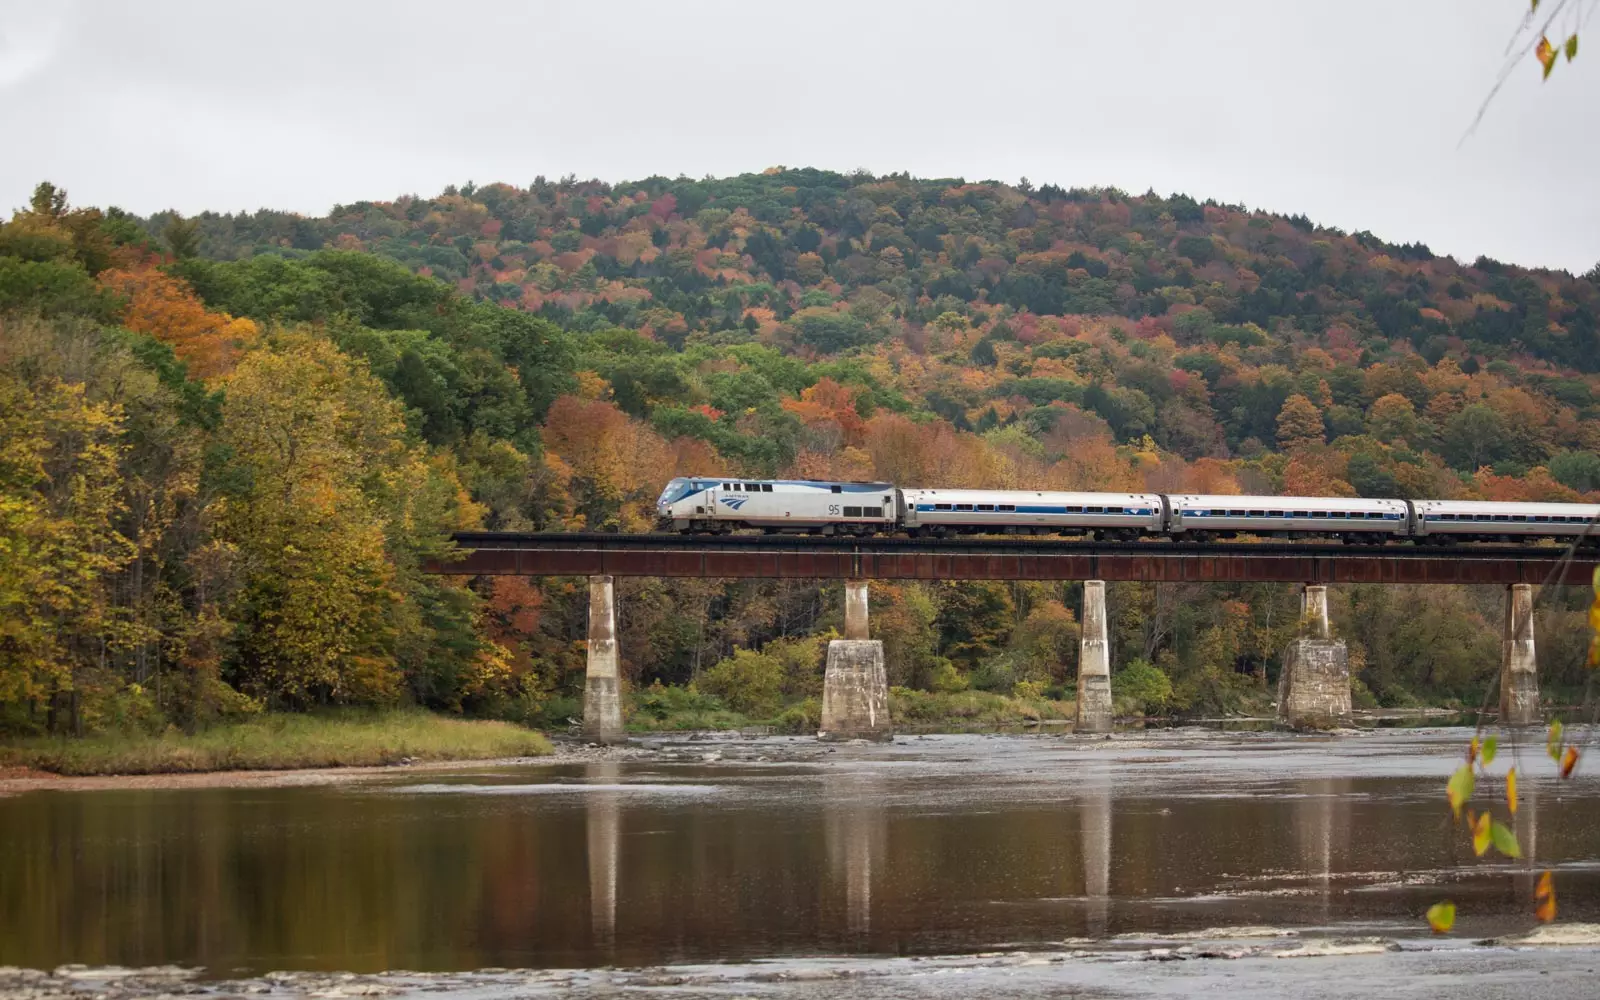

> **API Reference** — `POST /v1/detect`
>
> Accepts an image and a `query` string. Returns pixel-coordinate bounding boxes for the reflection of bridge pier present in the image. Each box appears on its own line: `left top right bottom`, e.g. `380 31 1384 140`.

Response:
586 762 620 950
1294 778 1351 921
1514 766 1540 900
1080 765 1112 937
824 770 887 939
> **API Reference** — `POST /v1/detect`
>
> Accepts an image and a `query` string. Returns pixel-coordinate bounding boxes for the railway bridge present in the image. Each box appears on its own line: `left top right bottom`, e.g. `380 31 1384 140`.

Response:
428 533 1598 739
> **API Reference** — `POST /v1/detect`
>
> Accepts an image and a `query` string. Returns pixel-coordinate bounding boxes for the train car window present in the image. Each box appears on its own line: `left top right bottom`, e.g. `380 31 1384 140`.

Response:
998 504 1015 512
1067 505 1084 513
1330 512 1347 519
1493 515 1510 522
843 506 862 517
934 503 952 510
1292 511 1309 517
1366 512 1383 519
976 504 994 511
1437 514 1454 521
1228 509 1245 517
831 485 842 494
955 503 973 511
1248 509 1265 517
1311 511 1328 518
722 482 731 490
1085 506 1103 513
1267 511 1285 517
762 484 773 492
863 506 883 518
1534 515 1549 522
1512 515 1528 522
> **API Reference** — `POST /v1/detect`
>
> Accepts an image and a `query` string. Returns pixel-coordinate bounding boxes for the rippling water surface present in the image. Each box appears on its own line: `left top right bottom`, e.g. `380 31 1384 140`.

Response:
3 728 1599 978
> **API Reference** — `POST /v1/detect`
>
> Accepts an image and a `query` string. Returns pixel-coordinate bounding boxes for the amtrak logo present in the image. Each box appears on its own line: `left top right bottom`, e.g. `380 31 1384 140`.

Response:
720 496 750 510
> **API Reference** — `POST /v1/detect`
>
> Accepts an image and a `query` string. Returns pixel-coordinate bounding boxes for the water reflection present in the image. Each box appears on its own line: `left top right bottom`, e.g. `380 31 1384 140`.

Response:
586 763 620 951
3 733 1599 974
824 769 886 938
1080 764 1112 937
1294 779 1351 920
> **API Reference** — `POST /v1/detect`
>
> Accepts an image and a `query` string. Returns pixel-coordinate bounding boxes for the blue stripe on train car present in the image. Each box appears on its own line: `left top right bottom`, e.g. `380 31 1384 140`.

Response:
913 505 1153 515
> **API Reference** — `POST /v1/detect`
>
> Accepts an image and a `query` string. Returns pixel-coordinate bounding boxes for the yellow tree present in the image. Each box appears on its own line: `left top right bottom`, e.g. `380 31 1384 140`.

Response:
217 334 410 706
0 366 130 720
1276 393 1325 451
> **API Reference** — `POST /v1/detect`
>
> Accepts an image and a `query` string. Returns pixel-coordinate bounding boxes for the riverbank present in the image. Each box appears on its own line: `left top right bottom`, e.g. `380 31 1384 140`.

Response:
0 711 553 778
625 687 1079 734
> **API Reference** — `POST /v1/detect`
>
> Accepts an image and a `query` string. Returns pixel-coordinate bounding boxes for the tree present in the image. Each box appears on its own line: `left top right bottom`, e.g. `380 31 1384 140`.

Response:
1275 393 1325 450
1442 403 1509 472
163 215 201 260
1549 450 1600 493
217 334 413 706
0 351 131 724
1367 393 1419 444
99 265 258 379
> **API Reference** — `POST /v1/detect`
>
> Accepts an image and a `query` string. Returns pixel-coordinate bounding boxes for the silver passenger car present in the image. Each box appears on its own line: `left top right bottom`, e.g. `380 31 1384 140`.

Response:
1411 500 1600 541
1167 494 1409 539
900 489 1164 538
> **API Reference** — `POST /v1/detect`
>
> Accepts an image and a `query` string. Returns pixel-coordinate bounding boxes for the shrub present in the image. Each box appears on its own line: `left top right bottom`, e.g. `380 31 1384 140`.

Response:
699 648 784 717
774 698 820 734
1114 659 1174 714
929 660 970 693
633 682 725 721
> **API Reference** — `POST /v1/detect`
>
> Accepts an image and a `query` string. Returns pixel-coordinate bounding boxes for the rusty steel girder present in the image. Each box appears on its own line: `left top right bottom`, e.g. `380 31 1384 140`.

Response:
426 534 1600 586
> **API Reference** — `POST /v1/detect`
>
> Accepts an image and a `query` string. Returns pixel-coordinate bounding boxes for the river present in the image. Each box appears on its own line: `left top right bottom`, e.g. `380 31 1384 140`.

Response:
4 728 1600 998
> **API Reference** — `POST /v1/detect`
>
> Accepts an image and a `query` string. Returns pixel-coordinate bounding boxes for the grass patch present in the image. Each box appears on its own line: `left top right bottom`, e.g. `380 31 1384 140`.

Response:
890 687 1076 729
0 710 552 776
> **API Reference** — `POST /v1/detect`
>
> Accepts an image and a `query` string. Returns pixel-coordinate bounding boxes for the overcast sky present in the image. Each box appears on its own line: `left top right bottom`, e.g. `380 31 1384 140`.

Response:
2 0 1597 271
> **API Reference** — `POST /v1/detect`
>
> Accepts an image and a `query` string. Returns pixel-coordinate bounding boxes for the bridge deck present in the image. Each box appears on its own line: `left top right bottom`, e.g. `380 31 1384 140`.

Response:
430 533 1600 585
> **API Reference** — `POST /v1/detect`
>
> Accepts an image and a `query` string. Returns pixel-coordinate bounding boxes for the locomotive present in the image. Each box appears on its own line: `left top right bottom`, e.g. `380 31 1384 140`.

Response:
654 477 1600 544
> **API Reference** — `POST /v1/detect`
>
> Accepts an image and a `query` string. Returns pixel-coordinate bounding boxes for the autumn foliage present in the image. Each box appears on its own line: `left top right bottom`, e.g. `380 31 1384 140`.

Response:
100 264 258 378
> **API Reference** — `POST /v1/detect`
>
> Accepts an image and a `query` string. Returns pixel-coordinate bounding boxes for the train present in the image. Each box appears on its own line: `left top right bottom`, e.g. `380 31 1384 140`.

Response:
654 477 1600 545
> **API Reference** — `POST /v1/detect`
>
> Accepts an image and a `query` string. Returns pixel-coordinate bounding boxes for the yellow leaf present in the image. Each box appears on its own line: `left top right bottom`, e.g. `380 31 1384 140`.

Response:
1537 35 1558 79
1447 765 1476 819
1536 871 1554 901
1482 735 1498 766
1471 811 1492 856
1507 767 1518 816
1426 900 1456 934
1468 736 1480 765
1536 893 1557 922
1561 745 1580 779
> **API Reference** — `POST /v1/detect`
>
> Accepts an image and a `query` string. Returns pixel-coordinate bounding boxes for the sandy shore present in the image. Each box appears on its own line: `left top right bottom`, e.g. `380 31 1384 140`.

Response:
0 740 658 796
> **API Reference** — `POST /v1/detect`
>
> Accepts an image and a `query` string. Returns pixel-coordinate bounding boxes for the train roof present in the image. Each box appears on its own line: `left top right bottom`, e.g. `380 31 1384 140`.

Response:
1171 494 1406 507
901 488 1159 498
1414 499 1600 513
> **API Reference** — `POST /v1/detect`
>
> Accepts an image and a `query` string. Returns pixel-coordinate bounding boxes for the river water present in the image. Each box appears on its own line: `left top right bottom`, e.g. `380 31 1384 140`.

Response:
5 728 1600 998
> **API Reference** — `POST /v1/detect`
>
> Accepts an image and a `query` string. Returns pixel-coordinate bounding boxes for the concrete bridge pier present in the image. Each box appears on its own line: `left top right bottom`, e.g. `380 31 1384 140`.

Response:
819 579 892 741
1075 581 1113 733
1500 583 1540 726
583 575 626 743
1277 584 1352 729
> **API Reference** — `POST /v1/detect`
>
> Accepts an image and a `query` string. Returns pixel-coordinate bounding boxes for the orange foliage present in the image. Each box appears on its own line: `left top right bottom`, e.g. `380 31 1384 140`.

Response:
100 264 258 379
781 377 865 446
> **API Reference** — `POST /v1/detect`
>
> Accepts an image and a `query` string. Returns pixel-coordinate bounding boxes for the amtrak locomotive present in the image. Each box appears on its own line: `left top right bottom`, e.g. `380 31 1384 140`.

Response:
654 477 1600 544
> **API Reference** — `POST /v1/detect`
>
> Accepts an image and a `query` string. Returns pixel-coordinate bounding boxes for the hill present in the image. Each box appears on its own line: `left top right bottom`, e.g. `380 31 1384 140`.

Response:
2 170 1597 736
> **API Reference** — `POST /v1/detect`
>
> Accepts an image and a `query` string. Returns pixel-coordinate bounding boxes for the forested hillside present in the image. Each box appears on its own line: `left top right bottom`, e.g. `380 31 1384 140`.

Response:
4 169 1599 735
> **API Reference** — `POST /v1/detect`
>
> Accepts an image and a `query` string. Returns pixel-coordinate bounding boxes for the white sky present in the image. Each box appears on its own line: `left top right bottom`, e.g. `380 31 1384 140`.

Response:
2 0 1597 272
